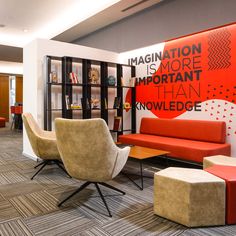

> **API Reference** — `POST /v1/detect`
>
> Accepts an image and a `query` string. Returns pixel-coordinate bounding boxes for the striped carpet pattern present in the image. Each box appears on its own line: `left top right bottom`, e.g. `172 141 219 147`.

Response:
0 126 236 235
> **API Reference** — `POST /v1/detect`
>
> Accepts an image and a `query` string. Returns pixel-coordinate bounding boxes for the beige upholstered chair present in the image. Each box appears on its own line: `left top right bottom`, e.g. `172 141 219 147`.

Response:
22 113 68 180
55 118 130 217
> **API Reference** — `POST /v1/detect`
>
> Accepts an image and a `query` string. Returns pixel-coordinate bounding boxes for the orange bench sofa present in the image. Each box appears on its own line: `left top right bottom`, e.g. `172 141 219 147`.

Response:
118 118 231 164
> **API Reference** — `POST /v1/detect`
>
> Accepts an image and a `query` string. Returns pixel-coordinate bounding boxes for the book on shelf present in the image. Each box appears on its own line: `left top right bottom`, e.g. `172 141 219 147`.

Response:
120 77 125 87
69 72 79 84
65 95 71 110
104 98 108 109
71 102 81 109
113 97 121 109
113 116 122 131
128 77 136 87
81 98 90 109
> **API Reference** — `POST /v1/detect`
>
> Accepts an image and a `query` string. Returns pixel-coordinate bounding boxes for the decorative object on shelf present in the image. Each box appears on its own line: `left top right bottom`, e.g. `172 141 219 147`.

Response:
88 68 100 84
65 95 71 110
106 75 116 86
69 72 79 84
113 116 122 131
91 97 100 109
50 71 58 83
113 97 121 109
123 102 131 109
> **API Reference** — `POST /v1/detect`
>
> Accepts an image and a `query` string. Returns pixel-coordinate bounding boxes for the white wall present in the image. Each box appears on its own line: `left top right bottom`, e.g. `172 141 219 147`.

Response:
23 38 119 160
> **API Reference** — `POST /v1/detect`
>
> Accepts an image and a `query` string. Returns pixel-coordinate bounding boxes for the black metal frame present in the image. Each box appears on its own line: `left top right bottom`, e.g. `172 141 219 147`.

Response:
58 181 125 217
122 160 145 190
31 160 69 180
45 55 136 134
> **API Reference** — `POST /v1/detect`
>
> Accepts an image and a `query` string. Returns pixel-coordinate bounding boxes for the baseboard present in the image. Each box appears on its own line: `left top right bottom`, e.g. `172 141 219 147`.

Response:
22 152 38 162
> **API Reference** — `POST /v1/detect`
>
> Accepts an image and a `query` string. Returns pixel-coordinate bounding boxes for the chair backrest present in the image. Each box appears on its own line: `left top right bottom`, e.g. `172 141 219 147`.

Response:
22 113 44 157
55 118 129 182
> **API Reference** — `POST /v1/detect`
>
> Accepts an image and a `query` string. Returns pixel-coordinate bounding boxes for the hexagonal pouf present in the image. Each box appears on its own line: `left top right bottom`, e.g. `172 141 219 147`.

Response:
203 155 236 169
154 167 226 227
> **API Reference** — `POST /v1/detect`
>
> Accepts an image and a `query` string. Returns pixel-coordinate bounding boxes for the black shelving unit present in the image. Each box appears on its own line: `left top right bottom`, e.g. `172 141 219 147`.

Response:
44 55 136 135
44 56 63 131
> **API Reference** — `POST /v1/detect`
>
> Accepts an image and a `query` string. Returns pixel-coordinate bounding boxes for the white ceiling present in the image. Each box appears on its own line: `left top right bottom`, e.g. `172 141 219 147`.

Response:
0 0 163 64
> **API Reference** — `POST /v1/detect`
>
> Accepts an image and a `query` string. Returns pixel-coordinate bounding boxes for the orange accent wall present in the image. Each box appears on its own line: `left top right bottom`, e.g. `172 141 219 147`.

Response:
16 76 23 103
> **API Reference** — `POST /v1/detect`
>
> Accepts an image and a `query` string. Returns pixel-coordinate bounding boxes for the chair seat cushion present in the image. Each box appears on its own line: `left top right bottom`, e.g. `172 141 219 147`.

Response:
119 134 231 163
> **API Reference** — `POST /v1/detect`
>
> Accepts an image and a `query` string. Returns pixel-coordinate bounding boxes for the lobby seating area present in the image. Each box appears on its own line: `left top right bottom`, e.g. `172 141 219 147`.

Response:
1 1 236 235
1 128 236 235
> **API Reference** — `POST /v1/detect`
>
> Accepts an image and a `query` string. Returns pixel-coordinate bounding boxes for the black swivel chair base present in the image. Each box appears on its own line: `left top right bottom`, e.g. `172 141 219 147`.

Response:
58 181 125 217
31 160 70 180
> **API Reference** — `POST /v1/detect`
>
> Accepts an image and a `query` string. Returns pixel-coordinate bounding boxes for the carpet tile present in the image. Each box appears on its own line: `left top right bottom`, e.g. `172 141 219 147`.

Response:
0 126 236 235
24 208 96 236
0 219 33 236
9 191 58 218
0 200 21 222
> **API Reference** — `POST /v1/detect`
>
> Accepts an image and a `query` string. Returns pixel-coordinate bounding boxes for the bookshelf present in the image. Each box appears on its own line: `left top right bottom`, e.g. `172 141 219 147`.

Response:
44 55 136 135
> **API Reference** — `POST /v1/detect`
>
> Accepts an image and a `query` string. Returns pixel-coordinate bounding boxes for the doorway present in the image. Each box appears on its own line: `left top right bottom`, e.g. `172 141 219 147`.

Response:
0 74 23 122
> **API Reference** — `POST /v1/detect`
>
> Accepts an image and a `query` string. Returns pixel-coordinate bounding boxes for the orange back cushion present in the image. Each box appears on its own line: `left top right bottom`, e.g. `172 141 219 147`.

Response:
140 118 226 143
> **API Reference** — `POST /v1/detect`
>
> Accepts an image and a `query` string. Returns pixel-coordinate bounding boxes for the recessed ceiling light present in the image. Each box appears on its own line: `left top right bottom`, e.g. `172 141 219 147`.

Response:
0 24 6 28
23 29 29 33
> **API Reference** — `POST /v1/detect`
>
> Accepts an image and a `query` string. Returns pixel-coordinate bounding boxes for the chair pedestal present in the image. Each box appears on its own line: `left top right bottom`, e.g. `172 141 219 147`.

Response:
31 160 70 180
58 181 125 217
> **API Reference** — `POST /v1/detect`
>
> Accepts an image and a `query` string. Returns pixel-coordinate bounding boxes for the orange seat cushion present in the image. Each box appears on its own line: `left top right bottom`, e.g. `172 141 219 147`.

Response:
118 134 231 163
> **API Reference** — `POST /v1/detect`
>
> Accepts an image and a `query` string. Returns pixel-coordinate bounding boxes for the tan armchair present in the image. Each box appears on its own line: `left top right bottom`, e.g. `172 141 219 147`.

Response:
55 118 130 217
22 113 68 179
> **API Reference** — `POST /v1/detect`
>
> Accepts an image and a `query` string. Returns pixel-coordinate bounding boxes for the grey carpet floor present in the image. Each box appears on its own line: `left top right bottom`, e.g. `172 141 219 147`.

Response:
0 125 236 236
